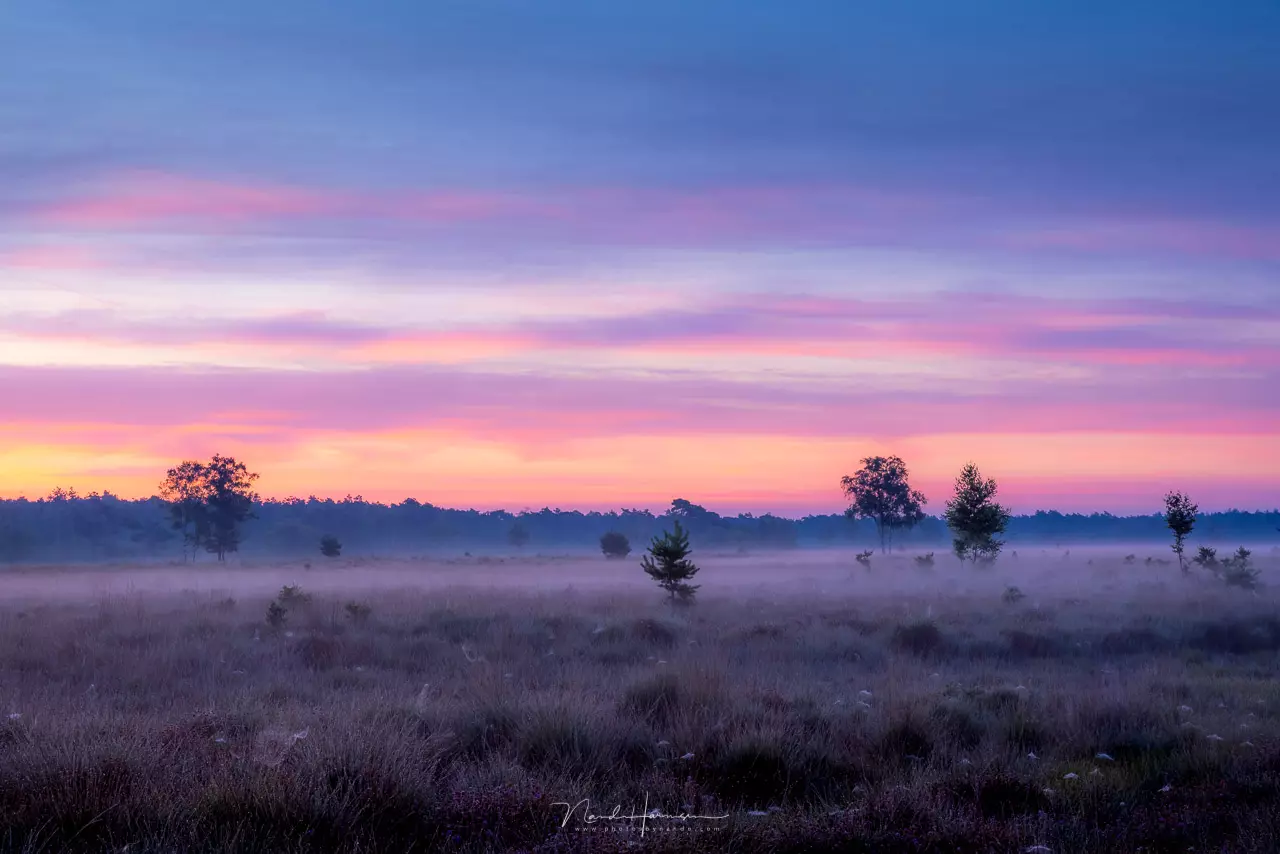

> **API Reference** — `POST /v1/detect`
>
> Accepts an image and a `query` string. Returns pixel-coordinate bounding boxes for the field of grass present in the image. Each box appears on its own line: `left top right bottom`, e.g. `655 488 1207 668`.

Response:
0 548 1278 852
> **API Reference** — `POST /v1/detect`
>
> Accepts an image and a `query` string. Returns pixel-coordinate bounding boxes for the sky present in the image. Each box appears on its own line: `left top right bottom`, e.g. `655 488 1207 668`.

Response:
1 0 1278 515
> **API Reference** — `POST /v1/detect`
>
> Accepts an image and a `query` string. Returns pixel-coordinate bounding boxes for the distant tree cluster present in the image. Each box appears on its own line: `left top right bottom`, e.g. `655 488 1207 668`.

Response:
1 456 1277 565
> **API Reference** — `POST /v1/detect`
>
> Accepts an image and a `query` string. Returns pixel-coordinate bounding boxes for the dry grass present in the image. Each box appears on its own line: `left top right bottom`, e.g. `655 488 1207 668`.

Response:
0 549 1278 852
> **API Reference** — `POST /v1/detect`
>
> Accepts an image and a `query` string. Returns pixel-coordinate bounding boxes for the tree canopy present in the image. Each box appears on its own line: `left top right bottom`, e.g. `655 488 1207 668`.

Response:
158 455 260 561
841 456 927 553
944 463 1011 565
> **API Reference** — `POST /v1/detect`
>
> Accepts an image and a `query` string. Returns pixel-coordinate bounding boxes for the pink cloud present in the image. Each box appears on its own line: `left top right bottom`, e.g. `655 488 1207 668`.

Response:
4 290 1277 371
20 169 1280 263
39 172 344 226
1003 220 1280 262
2 364 1274 442
1 245 107 270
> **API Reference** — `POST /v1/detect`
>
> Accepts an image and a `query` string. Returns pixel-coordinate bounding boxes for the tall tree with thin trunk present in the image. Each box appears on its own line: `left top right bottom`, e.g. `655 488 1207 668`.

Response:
944 462 1011 566
841 456 927 553
1163 491 1197 574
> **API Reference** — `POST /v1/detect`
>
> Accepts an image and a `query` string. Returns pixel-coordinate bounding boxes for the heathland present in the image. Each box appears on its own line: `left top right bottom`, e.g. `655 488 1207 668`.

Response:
1 548 1278 852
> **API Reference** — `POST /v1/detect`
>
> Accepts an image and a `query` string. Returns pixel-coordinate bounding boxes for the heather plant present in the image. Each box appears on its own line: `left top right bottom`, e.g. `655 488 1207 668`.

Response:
265 600 287 629
278 584 311 606
345 601 373 624
0 553 1277 853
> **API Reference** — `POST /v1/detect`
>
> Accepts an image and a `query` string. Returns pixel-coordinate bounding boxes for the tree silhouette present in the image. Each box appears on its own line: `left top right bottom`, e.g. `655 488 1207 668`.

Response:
1163 491 1198 573
319 534 342 558
641 521 700 606
599 531 631 559
507 522 530 549
944 462 1010 565
158 455 259 562
840 456 927 553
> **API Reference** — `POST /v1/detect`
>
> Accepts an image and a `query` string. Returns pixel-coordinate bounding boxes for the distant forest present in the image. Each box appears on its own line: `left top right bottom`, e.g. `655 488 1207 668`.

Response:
0 492 1277 563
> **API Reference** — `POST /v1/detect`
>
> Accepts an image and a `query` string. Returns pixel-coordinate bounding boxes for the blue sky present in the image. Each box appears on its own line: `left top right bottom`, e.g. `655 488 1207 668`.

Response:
2 1 1277 513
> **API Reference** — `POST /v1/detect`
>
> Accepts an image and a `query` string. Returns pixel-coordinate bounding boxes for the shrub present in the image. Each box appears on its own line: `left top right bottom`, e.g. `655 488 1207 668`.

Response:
344 602 372 624
620 673 688 725
507 523 530 549
967 774 1051 818
599 531 631 559
320 535 342 558
1002 629 1058 659
619 671 720 726
517 715 596 774
453 704 520 760
891 621 945 657
711 740 792 806
1002 586 1025 604
266 601 287 629
877 718 934 761
294 634 341 669
1219 547 1258 590
1191 617 1280 654
929 703 985 749
914 552 935 568
630 617 677 647
1100 627 1171 655
278 585 311 606
1193 546 1218 568
1076 705 1181 763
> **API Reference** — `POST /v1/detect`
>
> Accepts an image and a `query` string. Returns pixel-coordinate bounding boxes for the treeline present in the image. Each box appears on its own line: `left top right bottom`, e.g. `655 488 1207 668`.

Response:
0 492 1276 564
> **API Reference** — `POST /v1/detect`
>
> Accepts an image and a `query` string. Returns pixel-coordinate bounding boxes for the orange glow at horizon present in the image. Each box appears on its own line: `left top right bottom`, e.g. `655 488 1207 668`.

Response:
3 429 1276 514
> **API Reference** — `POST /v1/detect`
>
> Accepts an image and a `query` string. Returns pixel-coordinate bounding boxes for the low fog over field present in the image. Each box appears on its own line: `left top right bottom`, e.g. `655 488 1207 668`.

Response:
2 545 1275 604
2 547 1278 852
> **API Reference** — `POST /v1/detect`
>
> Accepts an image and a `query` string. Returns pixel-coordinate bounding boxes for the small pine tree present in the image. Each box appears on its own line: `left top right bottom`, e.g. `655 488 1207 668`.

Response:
319 534 342 558
1163 491 1197 573
944 463 1011 566
640 521 700 606
1220 547 1258 590
1193 546 1218 569
600 531 631 559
